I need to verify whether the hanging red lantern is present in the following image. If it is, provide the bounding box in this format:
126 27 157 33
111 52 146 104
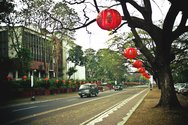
44 77 49 81
22 75 27 81
56 79 59 83
145 75 151 79
6 76 12 80
138 67 145 73
62 80 65 83
142 72 150 79
96 8 122 31
123 48 138 59
133 60 143 68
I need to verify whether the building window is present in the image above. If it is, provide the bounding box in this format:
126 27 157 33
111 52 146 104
0 31 8 57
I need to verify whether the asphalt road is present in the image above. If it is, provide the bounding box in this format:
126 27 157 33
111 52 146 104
0 86 149 125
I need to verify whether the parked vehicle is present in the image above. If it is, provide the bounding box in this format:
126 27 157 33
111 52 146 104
175 83 188 94
179 83 188 95
78 83 99 98
174 83 185 93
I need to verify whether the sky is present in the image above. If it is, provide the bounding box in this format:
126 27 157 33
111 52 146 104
75 22 111 51
73 0 170 51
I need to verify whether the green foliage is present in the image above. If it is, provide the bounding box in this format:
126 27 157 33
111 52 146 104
66 67 77 79
84 48 128 82
0 0 14 22
67 45 85 67
16 48 32 75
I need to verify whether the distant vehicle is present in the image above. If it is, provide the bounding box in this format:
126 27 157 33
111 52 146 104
113 84 123 91
78 83 99 98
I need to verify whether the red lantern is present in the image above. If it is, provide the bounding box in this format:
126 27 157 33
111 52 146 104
56 79 59 83
22 75 27 81
145 75 151 79
44 77 49 81
133 60 143 68
6 76 12 80
138 67 145 73
96 8 122 31
62 80 65 83
142 72 150 79
123 48 138 59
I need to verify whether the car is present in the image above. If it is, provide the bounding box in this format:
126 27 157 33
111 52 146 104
174 83 185 92
78 83 99 98
175 83 188 93
178 83 188 95
113 84 123 91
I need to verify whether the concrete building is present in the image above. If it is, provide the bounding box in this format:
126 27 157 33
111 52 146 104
0 26 85 80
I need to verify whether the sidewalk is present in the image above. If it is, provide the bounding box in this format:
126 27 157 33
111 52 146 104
124 87 188 125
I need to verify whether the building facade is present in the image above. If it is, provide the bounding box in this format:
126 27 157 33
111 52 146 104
0 26 85 80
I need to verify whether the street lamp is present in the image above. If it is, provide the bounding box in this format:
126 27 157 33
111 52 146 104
31 70 36 101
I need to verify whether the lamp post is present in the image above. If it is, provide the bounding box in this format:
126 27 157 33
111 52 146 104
31 70 36 101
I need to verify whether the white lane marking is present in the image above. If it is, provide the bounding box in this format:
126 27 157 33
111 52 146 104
3 90 127 125
80 89 148 125
12 106 38 112
66 98 77 102
117 89 149 125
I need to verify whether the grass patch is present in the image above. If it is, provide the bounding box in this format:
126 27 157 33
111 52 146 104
125 87 188 125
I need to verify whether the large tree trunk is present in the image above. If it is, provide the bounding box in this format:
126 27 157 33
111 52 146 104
156 64 181 108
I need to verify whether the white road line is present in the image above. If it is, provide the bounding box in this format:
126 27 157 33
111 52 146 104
80 89 148 125
117 89 149 125
12 106 38 112
3 90 127 125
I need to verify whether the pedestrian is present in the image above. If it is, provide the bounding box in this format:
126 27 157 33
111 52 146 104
150 83 153 90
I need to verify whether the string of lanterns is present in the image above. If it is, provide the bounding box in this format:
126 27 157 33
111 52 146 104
123 47 151 80
95 6 150 80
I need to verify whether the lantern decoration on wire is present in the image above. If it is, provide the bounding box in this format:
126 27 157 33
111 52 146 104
44 77 49 81
6 75 12 81
138 67 145 73
142 72 150 79
123 47 138 59
96 8 122 31
56 79 59 84
62 80 65 84
132 60 143 68
22 75 27 81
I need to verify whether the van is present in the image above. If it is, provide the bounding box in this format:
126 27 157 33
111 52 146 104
78 83 99 98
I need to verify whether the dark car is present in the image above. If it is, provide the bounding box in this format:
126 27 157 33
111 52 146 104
78 83 99 98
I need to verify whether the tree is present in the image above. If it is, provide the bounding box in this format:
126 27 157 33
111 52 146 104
67 45 85 67
66 67 77 80
0 0 80 76
67 45 85 79
84 48 98 81
0 0 14 22
94 49 127 83
61 0 188 108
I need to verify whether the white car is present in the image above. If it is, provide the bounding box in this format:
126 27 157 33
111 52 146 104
174 83 188 93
